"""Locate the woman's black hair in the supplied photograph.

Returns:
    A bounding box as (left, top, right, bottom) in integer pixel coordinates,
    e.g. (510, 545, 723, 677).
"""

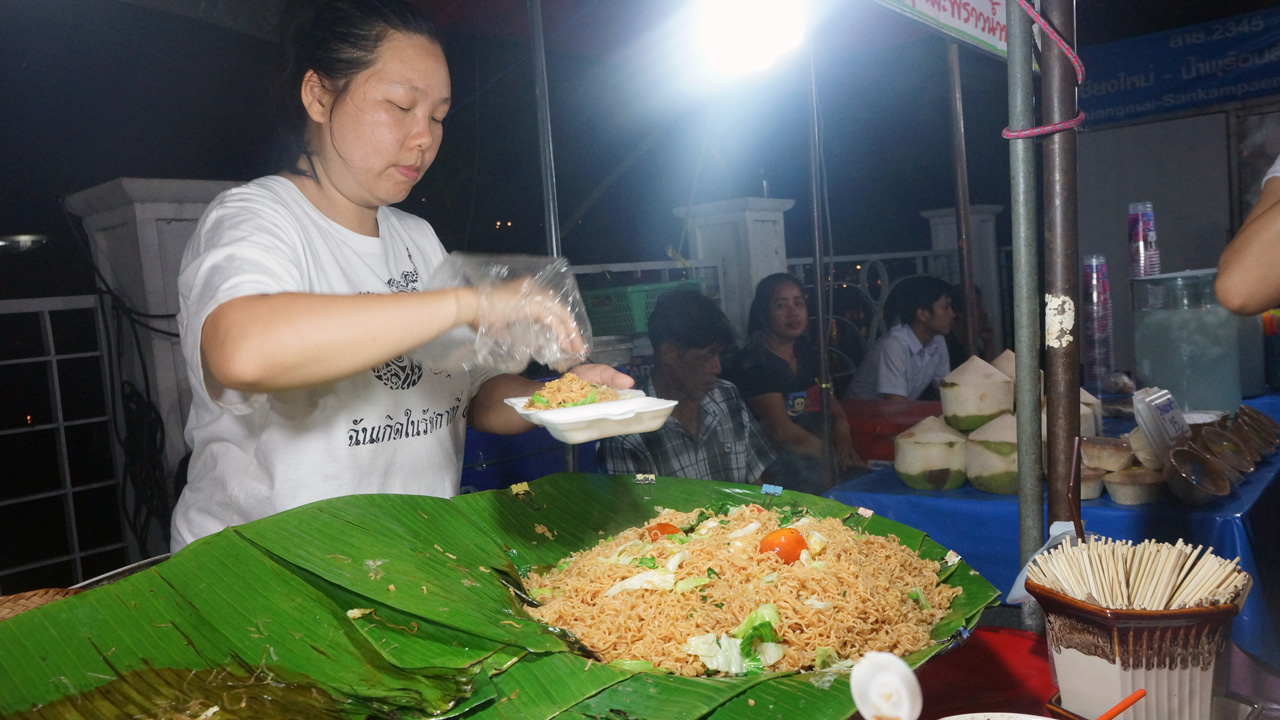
(747, 272, 806, 337)
(274, 0, 440, 175)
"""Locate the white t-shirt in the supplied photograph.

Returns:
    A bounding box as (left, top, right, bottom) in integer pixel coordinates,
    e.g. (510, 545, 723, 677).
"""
(846, 323, 950, 400)
(172, 175, 484, 550)
(1265, 152, 1280, 184)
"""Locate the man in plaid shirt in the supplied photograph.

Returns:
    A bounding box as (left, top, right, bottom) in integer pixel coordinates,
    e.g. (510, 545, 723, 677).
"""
(600, 289, 774, 484)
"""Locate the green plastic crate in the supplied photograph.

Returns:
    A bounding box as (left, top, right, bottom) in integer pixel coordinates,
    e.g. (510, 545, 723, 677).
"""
(580, 279, 703, 337)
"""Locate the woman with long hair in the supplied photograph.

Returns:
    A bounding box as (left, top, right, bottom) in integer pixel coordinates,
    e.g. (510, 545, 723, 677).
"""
(728, 273, 863, 492)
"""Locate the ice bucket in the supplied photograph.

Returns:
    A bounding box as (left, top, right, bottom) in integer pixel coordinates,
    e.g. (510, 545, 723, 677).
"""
(1133, 269, 1241, 413)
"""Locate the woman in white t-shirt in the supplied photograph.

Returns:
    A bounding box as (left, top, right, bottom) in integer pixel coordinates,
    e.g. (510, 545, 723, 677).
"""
(171, 0, 629, 550)
(1218, 153, 1280, 314)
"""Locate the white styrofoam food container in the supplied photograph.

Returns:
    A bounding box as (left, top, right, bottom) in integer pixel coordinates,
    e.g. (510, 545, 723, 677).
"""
(504, 390, 677, 444)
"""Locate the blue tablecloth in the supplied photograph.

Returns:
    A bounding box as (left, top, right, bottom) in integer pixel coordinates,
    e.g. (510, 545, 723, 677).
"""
(824, 395, 1280, 669)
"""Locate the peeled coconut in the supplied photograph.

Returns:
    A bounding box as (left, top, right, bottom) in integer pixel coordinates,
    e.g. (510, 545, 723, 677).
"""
(966, 413, 1020, 494)
(1079, 388, 1103, 436)
(991, 349, 1016, 380)
(1127, 426, 1163, 470)
(941, 356, 1015, 432)
(990, 349, 1043, 405)
(894, 416, 968, 490)
(1080, 437, 1134, 471)
(1039, 403, 1098, 441)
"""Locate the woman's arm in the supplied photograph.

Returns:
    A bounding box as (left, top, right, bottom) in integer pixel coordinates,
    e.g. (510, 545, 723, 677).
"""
(202, 289, 476, 392)
(746, 393, 825, 458)
(1217, 178, 1280, 314)
(829, 399, 867, 469)
(202, 279, 584, 393)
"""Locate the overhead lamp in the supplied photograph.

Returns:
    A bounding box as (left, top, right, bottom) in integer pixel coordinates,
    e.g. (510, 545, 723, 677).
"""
(0, 235, 48, 253)
(699, 0, 805, 75)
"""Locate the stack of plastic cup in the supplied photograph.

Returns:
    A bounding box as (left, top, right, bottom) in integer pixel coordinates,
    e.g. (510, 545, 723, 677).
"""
(1082, 253, 1115, 395)
(1128, 201, 1162, 278)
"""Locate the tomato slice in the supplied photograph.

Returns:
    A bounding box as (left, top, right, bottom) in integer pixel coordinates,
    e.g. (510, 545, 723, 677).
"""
(759, 528, 808, 564)
(645, 523, 683, 542)
(743, 504, 766, 514)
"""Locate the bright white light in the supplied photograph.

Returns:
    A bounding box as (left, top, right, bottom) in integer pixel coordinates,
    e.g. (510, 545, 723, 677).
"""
(700, 0, 804, 76)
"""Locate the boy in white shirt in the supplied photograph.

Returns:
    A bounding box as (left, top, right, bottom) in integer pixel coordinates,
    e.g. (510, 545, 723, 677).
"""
(846, 276, 955, 401)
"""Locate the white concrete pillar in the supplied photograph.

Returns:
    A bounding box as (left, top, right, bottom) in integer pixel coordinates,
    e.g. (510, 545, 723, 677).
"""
(921, 205, 1006, 354)
(65, 178, 240, 480)
(673, 197, 794, 341)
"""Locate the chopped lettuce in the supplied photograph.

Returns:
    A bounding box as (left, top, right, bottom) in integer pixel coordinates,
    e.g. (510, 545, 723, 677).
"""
(731, 604, 780, 645)
(744, 642, 787, 673)
(665, 550, 690, 572)
(674, 577, 710, 593)
(908, 587, 932, 610)
(603, 569, 675, 597)
(685, 633, 745, 675)
(629, 557, 658, 569)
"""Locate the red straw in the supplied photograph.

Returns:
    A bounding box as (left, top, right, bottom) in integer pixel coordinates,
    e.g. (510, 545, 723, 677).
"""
(1095, 689, 1146, 720)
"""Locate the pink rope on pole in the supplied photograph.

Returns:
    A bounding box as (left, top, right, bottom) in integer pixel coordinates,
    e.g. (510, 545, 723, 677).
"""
(1002, 0, 1086, 140)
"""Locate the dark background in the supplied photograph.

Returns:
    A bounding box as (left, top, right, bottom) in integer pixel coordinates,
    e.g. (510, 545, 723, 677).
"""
(2, 0, 1277, 300)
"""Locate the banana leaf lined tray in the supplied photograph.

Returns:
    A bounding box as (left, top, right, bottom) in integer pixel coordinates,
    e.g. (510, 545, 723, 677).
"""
(0, 473, 1000, 719)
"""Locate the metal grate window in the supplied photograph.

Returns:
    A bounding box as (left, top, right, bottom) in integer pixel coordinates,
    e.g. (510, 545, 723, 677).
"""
(0, 296, 126, 594)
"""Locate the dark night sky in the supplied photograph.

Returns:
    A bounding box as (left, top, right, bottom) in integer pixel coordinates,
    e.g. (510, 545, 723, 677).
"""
(2, 0, 1277, 300)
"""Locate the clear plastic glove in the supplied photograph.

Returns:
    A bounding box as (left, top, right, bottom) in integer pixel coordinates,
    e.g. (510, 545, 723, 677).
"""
(421, 253, 593, 373)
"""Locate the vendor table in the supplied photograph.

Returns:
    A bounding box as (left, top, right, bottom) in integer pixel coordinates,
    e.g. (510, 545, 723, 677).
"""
(824, 395, 1280, 670)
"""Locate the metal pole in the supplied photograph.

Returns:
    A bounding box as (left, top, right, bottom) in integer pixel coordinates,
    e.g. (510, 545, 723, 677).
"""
(527, 0, 562, 258)
(807, 46, 834, 486)
(526, 0, 576, 473)
(946, 42, 980, 360)
(1007, 0, 1044, 633)
(1041, 0, 1081, 528)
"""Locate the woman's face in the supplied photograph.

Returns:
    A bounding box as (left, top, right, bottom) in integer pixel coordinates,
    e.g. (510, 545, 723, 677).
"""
(304, 31, 450, 215)
(767, 282, 808, 340)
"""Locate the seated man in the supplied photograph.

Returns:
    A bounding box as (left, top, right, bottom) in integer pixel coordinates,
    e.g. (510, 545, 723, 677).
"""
(846, 275, 955, 401)
(600, 289, 774, 484)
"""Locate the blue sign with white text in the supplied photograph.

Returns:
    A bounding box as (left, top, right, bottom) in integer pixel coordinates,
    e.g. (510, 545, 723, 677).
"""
(1079, 7, 1280, 126)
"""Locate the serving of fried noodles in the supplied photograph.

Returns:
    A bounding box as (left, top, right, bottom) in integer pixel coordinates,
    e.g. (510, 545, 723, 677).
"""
(524, 503, 960, 676)
(524, 372, 620, 410)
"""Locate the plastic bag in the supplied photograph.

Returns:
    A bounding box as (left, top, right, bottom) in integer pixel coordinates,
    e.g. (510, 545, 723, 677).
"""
(418, 253, 593, 373)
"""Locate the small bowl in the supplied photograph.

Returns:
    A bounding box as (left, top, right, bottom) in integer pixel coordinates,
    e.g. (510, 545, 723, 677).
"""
(1233, 415, 1277, 456)
(1165, 447, 1233, 505)
(1225, 424, 1263, 463)
(1080, 437, 1134, 472)
(1198, 426, 1255, 477)
(1238, 405, 1280, 440)
(1103, 468, 1167, 505)
(1080, 466, 1107, 500)
(1185, 411, 1228, 443)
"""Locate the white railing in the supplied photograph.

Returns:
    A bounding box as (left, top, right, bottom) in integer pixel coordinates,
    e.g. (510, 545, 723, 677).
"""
(0, 295, 128, 593)
(572, 258, 724, 302)
(788, 249, 962, 346)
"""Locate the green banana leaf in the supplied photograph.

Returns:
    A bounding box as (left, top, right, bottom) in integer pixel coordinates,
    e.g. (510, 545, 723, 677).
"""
(0, 473, 1000, 719)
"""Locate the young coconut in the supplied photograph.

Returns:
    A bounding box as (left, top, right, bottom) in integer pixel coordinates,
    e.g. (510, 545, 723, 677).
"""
(990, 349, 1043, 408)
(894, 416, 968, 490)
(966, 413, 1021, 494)
(940, 356, 1014, 432)
(1039, 403, 1098, 440)
(1079, 388, 1103, 436)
